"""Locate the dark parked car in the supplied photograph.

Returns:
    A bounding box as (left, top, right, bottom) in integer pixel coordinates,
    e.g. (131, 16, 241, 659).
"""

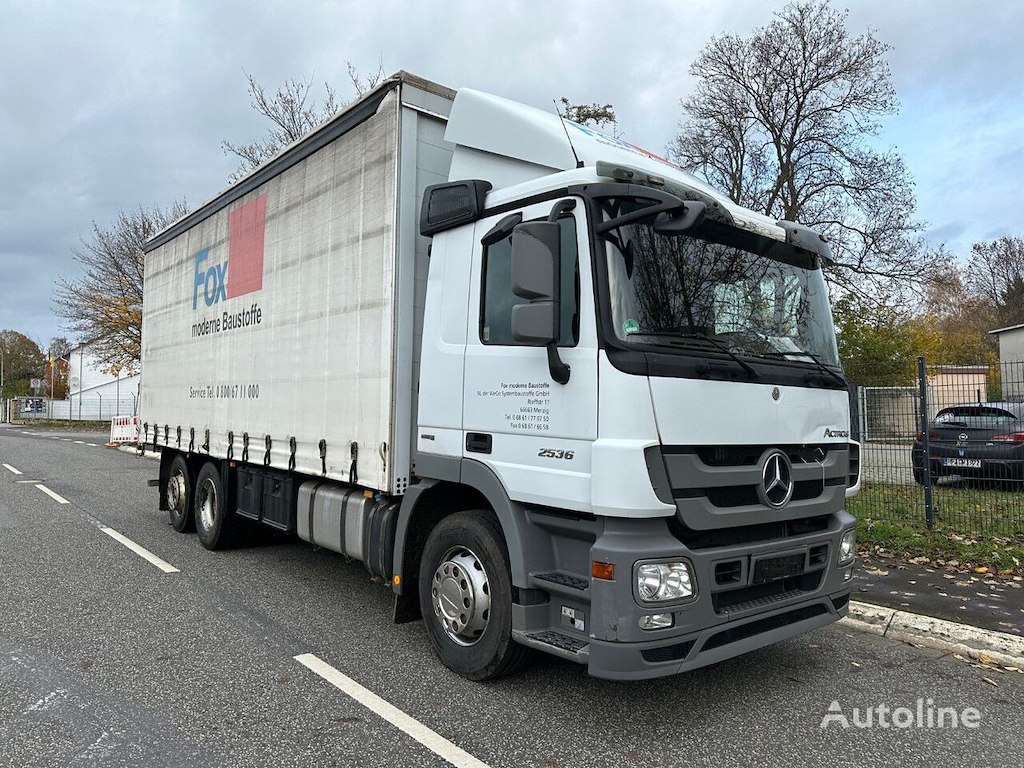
(912, 402, 1024, 485)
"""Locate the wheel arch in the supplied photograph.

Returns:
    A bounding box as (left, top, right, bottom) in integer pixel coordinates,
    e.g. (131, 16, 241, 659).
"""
(392, 458, 529, 623)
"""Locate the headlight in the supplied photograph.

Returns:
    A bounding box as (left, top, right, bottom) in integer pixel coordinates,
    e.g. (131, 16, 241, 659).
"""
(838, 530, 856, 565)
(636, 561, 695, 603)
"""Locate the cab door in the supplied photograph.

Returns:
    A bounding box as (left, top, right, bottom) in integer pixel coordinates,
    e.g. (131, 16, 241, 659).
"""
(462, 198, 598, 512)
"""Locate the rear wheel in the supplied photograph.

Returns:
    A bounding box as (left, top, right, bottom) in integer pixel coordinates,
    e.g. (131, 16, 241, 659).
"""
(166, 454, 194, 532)
(194, 462, 235, 550)
(418, 511, 530, 680)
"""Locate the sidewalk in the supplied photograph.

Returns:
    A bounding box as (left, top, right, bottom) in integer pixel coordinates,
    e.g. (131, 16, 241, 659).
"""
(851, 551, 1024, 637)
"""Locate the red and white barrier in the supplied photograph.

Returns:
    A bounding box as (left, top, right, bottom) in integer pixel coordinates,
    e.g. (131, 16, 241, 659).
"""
(109, 415, 140, 444)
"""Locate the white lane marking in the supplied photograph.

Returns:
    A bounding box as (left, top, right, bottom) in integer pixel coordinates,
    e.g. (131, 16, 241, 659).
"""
(86, 443, 98, 447)
(99, 526, 179, 573)
(22, 689, 66, 714)
(73, 441, 85, 444)
(2, 464, 22, 475)
(294, 653, 490, 768)
(36, 485, 70, 504)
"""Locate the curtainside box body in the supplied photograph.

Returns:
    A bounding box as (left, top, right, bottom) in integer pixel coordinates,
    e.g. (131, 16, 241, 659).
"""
(140, 74, 455, 495)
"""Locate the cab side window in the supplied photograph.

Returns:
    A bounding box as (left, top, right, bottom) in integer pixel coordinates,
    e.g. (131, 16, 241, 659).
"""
(480, 216, 579, 346)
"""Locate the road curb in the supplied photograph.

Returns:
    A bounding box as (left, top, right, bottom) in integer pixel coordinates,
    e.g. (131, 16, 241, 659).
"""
(115, 444, 160, 461)
(841, 600, 1024, 667)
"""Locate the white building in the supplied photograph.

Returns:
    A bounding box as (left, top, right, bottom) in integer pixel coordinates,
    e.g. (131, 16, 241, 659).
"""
(988, 323, 1024, 400)
(59, 345, 140, 420)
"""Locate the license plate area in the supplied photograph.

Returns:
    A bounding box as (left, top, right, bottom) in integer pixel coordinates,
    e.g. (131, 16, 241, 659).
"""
(751, 552, 807, 585)
(942, 458, 982, 469)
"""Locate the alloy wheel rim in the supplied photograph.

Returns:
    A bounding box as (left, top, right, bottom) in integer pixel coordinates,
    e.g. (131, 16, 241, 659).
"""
(431, 546, 491, 646)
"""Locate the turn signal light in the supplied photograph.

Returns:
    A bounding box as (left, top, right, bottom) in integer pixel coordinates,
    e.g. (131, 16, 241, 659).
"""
(592, 561, 615, 580)
(993, 432, 1024, 445)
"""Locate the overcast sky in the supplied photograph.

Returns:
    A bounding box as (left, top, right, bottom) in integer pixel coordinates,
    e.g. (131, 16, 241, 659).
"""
(2, 0, 1022, 347)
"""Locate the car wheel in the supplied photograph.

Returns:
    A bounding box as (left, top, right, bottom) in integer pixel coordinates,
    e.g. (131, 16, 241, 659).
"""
(912, 467, 924, 486)
(418, 511, 531, 680)
(166, 454, 194, 532)
(194, 461, 235, 550)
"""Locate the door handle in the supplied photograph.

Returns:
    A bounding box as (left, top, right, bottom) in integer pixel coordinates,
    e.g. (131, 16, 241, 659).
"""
(466, 433, 492, 454)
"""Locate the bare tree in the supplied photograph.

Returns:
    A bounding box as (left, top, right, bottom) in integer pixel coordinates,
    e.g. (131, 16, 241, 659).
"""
(670, 0, 936, 295)
(223, 60, 386, 182)
(54, 202, 188, 371)
(966, 236, 1024, 326)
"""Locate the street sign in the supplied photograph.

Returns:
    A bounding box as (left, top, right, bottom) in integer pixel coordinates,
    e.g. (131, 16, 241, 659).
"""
(30, 378, 41, 389)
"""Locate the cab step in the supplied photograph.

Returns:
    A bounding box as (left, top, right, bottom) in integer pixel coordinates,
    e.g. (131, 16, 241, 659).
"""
(512, 629, 589, 663)
(531, 570, 590, 594)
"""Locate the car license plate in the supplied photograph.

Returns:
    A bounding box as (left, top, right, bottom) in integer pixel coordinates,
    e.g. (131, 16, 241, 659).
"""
(942, 458, 982, 469)
(752, 553, 806, 584)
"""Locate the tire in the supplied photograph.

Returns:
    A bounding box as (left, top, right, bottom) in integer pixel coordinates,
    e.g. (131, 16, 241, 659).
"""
(912, 467, 924, 486)
(194, 461, 235, 550)
(418, 510, 531, 680)
(166, 454, 194, 532)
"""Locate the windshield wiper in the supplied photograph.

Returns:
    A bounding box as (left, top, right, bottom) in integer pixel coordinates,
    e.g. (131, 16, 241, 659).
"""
(759, 350, 845, 387)
(634, 331, 761, 380)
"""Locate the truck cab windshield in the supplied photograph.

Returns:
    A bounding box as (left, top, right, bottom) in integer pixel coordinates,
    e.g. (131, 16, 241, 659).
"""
(599, 197, 841, 369)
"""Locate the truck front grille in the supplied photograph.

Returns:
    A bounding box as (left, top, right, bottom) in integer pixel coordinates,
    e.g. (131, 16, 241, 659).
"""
(690, 444, 836, 467)
(648, 443, 850, 531)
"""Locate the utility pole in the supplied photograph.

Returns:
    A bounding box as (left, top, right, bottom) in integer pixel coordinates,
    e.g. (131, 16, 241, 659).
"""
(0, 342, 6, 424)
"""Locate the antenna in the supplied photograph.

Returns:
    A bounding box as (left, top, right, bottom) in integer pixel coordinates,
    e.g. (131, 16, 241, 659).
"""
(553, 99, 585, 169)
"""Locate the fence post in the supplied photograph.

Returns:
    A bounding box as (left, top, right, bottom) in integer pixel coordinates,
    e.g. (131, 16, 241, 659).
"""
(918, 356, 934, 529)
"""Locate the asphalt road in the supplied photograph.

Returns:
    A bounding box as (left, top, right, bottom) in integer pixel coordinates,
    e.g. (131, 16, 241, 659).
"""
(1, 424, 1022, 768)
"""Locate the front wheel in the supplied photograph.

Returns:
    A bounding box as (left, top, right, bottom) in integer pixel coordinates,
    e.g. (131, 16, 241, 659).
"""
(418, 511, 530, 680)
(194, 461, 235, 550)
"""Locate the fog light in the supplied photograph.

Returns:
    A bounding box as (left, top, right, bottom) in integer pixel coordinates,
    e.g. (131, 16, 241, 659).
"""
(843, 567, 853, 582)
(639, 613, 674, 630)
(838, 530, 856, 565)
(636, 561, 695, 603)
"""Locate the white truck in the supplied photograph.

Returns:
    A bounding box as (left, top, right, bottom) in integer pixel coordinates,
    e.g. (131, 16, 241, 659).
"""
(141, 72, 860, 680)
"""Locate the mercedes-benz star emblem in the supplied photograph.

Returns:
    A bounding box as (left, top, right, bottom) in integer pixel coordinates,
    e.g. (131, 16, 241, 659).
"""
(759, 450, 794, 509)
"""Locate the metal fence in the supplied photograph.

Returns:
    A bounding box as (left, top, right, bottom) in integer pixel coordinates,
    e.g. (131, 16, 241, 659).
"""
(850, 357, 1024, 537)
(12, 395, 138, 422)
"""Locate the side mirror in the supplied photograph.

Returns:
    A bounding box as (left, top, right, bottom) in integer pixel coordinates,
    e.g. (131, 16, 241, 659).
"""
(510, 221, 561, 345)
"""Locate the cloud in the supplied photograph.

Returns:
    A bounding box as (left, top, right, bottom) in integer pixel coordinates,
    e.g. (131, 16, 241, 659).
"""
(1, 0, 1022, 344)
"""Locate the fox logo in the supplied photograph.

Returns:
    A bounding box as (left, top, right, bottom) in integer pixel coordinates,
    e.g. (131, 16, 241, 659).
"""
(191, 194, 267, 309)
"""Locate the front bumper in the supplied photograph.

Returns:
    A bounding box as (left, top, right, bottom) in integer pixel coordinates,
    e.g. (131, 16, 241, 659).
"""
(586, 589, 850, 679)
(514, 510, 855, 680)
